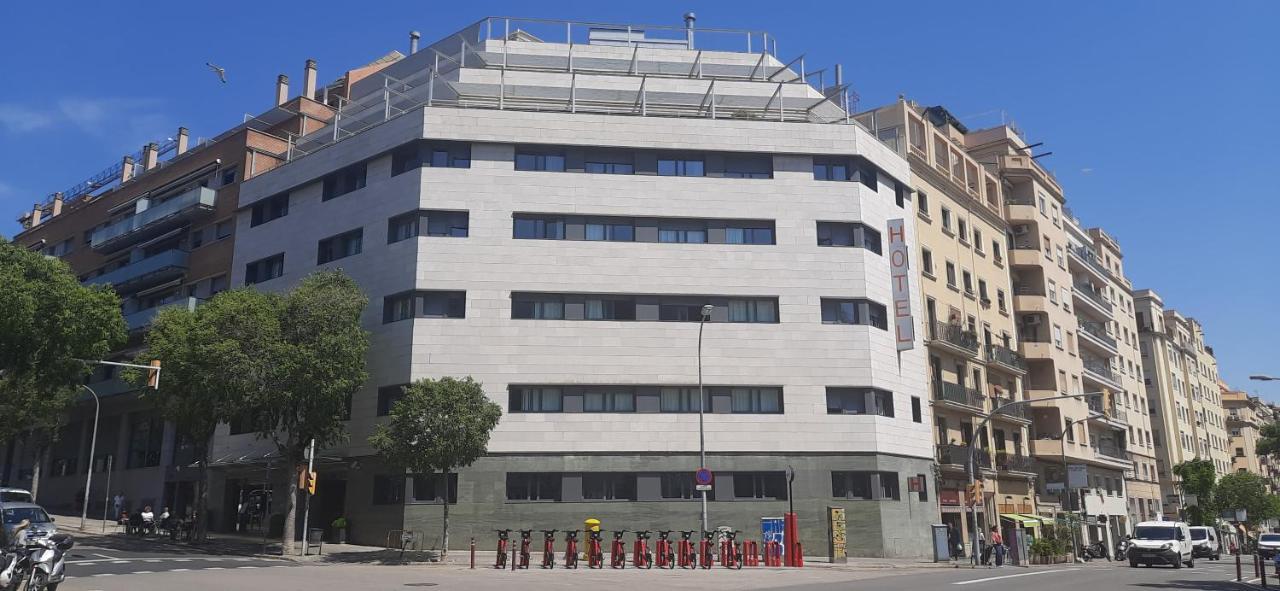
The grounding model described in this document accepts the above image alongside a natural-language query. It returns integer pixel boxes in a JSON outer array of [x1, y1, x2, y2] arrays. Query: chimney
[[684, 12, 696, 49], [29, 205, 42, 227], [409, 31, 421, 54], [176, 127, 190, 155], [142, 142, 159, 171], [121, 155, 136, 182], [275, 74, 289, 106], [302, 59, 317, 100], [51, 193, 64, 217]]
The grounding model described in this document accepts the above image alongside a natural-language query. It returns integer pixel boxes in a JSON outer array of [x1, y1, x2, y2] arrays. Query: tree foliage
[[1173, 458, 1218, 525], [1256, 423, 1280, 459], [0, 239, 125, 494], [370, 377, 502, 556], [1214, 472, 1280, 528]]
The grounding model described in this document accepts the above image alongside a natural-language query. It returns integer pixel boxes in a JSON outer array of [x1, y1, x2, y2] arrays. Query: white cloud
[[0, 98, 166, 138], [0, 181, 13, 198], [0, 104, 54, 132]]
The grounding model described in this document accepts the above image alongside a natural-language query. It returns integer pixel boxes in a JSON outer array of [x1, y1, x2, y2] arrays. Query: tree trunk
[[441, 468, 450, 560], [29, 448, 42, 502], [195, 441, 210, 542], [282, 469, 298, 555]]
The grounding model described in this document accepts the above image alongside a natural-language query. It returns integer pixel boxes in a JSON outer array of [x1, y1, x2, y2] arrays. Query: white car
[[1258, 533, 1280, 559], [1189, 526, 1221, 560], [1128, 521, 1194, 568]]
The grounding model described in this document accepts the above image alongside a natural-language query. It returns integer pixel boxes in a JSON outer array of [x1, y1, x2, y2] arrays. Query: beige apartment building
[[1136, 290, 1232, 519], [1224, 389, 1266, 476], [865, 100, 1031, 556], [962, 125, 1131, 549]]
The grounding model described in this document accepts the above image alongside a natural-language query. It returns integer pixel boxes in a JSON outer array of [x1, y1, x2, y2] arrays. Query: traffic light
[[146, 359, 162, 389], [968, 481, 985, 506], [296, 466, 318, 495]]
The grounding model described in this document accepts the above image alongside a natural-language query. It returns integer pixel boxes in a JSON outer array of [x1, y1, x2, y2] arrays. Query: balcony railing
[[84, 249, 189, 292], [1093, 444, 1127, 461], [1073, 282, 1114, 312], [929, 321, 979, 353], [985, 344, 1027, 371], [124, 296, 199, 331], [937, 444, 991, 469], [992, 398, 1029, 420], [1005, 195, 1036, 207], [1070, 245, 1112, 279], [1013, 284, 1045, 296], [996, 452, 1036, 473], [1010, 241, 1039, 251], [1083, 358, 1119, 384], [1077, 318, 1117, 349], [91, 187, 217, 251], [937, 381, 985, 409]]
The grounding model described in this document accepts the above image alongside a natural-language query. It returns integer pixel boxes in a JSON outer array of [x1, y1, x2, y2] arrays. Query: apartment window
[[382, 291, 466, 323], [722, 154, 773, 178], [816, 222, 882, 254], [244, 253, 284, 285], [411, 473, 458, 504], [724, 225, 774, 245], [388, 210, 470, 242], [582, 473, 638, 501], [509, 386, 564, 412], [1053, 324, 1064, 348], [250, 193, 289, 227], [317, 228, 363, 264], [321, 162, 367, 201], [832, 471, 899, 500], [376, 385, 408, 416], [515, 149, 567, 172], [945, 262, 957, 288], [996, 289, 1007, 313], [911, 396, 922, 423], [812, 157, 849, 181], [918, 192, 930, 217], [190, 227, 205, 249], [826, 387, 894, 417], [962, 270, 974, 294], [220, 166, 238, 187], [957, 219, 968, 243], [992, 240, 1003, 263], [215, 220, 233, 240], [921, 249, 934, 276], [584, 151, 635, 175], [978, 280, 989, 303], [1048, 280, 1058, 303], [973, 229, 984, 253], [657, 155, 705, 177], [941, 207, 953, 231], [393, 140, 471, 174], [373, 475, 406, 505], [660, 473, 697, 499], [513, 216, 566, 240], [126, 416, 163, 469], [733, 472, 787, 500], [820, 298, 888, 329], [506, 473, 562, 501]]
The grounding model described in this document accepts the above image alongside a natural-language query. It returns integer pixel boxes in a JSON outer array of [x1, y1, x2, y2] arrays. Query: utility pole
[[300, 439, 316, 556]]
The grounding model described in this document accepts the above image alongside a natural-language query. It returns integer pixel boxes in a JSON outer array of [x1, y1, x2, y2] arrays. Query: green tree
[[369, 377, 502, 557], [1256, 423, 1280, 459], [0, 239, 125, 497], [1173, 458, 1218, 525], [1214, 472, 1280, 528]]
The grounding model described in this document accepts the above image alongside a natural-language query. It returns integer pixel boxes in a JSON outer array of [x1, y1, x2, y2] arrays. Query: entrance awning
[[1001, 513, 1041, 527]]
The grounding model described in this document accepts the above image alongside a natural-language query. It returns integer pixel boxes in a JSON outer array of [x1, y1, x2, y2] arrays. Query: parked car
[[1128, 521, 1194, 568], [1189, 526, 1221, 560], [0, 488, 33, 505], [1257, 533, 1280, 559], [1, 502, 58, 547]]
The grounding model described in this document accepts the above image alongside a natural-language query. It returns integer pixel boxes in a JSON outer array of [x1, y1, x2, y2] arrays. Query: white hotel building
[[210, 17, 935, 557]]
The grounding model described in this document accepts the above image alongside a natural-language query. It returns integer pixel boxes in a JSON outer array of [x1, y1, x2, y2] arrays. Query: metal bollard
[[511, 543, 517, 572], [1237, 551, 1242, 581], [1262, 553, 1269, 588], [470, 538, 476, 569]]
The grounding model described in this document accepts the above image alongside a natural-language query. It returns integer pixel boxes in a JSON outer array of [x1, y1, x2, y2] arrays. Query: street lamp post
[[965, 391, 1106, 568], [79, 384, 101, 530], [698, 304, 713, 534]]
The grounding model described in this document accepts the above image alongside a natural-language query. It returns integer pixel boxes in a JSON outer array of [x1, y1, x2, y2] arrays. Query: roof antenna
[[684, 12, 696, 49]]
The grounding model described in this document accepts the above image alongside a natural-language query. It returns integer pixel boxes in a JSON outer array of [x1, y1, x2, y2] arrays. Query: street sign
[[1067, 464, 1088, 489], [695, 468, 714, 486], [695, 484, 712, 491]]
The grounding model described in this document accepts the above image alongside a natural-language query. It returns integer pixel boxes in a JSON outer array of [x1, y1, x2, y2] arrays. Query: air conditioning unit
[[1022, 315, 1042, 326], [1013, 225, 1031, 236]]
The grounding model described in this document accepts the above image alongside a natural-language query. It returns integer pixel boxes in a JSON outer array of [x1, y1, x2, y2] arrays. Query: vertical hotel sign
[[887, 218, 915, 351]]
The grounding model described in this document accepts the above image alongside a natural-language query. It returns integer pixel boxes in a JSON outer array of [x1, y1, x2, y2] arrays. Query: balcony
[[1072, 282, 1114, 314], [1008, 242, 1042, 267], [1092, 444, 1129, 463], [84, 249, 189, 294], [91, 187, 217, 253], [927, 321, 980, 357], [996, 452, 1036, 474], [991, 398, 1031, 423], [1069, 245, 1112, 282], [937, 443, 991, 471], [1082, 358, 1122, 389], [935, 381, 986, 412], [985, 343, 1027, 373], [125, 296, 199, 331], [1076, 318, 1118, 353], [1087, 398, 1128, 429]]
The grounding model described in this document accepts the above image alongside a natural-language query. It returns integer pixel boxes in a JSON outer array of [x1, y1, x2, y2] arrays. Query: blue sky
[[2, 1, 1277, 398]]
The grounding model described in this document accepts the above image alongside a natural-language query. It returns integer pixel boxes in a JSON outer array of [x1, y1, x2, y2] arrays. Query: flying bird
[[206, 62, 227, 83]]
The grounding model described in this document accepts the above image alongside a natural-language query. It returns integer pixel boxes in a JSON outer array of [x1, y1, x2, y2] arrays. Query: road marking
[[111, 560, 130, 564], [953, 568, 1077, 585], [93, 553, 116, 559], [144, 559, 162, 563], [237, 566, 258, 569], [92, 573, 114, 577], [205, 567, 225, 570], [175, 558, 192, 562], [172, 568, 191, 572], [134, 570, 154, 574]]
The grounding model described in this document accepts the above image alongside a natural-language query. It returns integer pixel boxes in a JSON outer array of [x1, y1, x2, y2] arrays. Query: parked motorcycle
[[1082, 540, 1110, 561], [0, 520, 31, 591], [22, 532, 74, 591]]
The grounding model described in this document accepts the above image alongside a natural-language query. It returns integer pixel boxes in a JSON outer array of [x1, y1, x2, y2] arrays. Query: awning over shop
[[1000, 513, 1041, 526]]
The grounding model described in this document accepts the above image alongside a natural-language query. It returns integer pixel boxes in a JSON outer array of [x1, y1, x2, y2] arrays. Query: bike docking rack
[[484, 527, 803, 573]]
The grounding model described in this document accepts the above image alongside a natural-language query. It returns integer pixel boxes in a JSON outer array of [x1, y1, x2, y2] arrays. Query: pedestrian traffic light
[[146, 359, 162, 389], [968, 481, 985, 506], [306, 471, 317, 495]]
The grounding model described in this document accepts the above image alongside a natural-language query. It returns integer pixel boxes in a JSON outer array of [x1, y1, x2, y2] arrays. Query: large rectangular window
[[832, 471, 900, 500], [512, 214, 773, 245], [411, 472, 459, 504], [582, 473, 638, 501], [816, 222, 882, 254], [511, 293, 777, 323], [250, 193, 289, 227], [244, 253, 284, 285], [322, 163, 367, 201], [722, 154, 773, 179], [515, 148, 567, 172], [392, 140, 471, 175], [377, 384, 408, 416], [372, 475, 405, 505], [126, 416, 163, 469], [382, 291, 466, 323], [506, 472, 562, 502], [826, 387, 895, 417], [820, 298, 888, 329], [657, 155, 705, 177], [388, 210, 469, 242], [733, 472, 787, 500], [317, 228, 363, 264], [509, 385, 782, 414], [660, 473, 698, 499]]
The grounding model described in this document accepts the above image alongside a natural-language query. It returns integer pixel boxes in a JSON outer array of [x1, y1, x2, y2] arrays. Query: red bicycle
[[610, 530, 629, 569], [587, 530, 605, 569], [720, 530, 743, 569], [493, 529, 511, 569], [654, 531, 675, 569], [563, 530, 580, 569], [517, 530, 533, 569], [632, 530, 653, 569], [699, 531, 715, 569], [540, 529, 557, 569], [677, 530, 698, 569]]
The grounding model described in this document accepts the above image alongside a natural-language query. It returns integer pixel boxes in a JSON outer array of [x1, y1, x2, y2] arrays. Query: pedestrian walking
[[991, 527, 1006, 567], [979, 530, 990, 566], [948, 525, 963, 563], [112, 492, 124, 521]]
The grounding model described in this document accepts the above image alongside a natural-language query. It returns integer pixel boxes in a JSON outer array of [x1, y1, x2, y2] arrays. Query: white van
[[1189, 526, 1221, 560], [1128, 521, 1194, 568]]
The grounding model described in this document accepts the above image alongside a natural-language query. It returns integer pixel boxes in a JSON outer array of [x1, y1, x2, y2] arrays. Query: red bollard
[[790, 542, 804, 568], [470, 538, 476, 569], [765, 541, 782, 566], [742, 540, 759, 566]]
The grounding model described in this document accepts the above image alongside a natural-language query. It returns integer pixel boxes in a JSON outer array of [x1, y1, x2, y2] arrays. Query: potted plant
[[331, 517, 348, 544]]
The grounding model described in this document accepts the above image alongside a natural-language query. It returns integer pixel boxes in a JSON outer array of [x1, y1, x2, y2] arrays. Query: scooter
[[0, 521, 31, 591], [22, 533, 74, 591]]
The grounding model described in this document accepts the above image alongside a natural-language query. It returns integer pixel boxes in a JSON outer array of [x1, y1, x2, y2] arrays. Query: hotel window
[[250, 193, 289, 227], [585, 219, 636, 242], [816, 222, 882, 254], [244, 253, 284, 285], [513, 216, 566, 240], [657, 221, 708, 244], [826, 387, 894, 417], [582, 388, 635, 412], [812, 157, 849, 181], [316, 228, 363, 264], [506, 473, 562, 502], [724, 225, 774, 245], [583, 473, 638, 501], [733, 472, 787, 500], [921, 249, 934, 276], [660, 473, 697, 499], [722, 154, 773, 179], [820, 298, 887, 329], [321, 162, 367, 201], [917, 192, 930, 217], [657, 155, 705, 177]]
